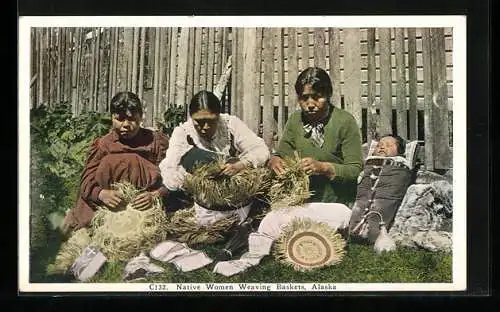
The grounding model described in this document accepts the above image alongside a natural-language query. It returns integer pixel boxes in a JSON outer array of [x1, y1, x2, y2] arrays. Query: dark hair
[[381, 134, 406, 156], [110, 91, 143, 115], [189, 90, 221, 116], [294, 67, 333, 100]]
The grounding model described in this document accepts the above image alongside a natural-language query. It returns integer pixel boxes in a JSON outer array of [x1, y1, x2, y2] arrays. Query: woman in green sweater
[[268, 67, 363, 207]]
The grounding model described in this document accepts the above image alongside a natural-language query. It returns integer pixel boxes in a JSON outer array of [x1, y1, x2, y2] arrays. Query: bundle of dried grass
[[183, 157, 272, 210], [47, 228, 91, 274], [273, 218, 347, 272], [89, 182, 168, 262], [165, 207, 239, 246], [268, 154, 313, 210]]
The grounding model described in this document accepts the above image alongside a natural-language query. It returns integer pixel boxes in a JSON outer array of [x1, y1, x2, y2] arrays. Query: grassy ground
[[31, 230, 452, 284]]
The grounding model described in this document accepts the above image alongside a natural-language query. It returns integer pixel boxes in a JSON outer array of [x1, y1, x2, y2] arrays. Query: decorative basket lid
[[274, 218, 347, 271]]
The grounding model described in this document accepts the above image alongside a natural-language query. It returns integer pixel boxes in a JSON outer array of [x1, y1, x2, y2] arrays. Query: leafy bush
[[30, 103, 110, 220], [156, 105, 187, 136]]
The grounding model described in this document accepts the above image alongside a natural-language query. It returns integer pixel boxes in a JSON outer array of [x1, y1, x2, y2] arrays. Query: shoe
[[215, 221, 254, 261]]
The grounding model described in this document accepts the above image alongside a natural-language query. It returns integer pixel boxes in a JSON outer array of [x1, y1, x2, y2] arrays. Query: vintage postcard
[[18, 15, 466, 293]]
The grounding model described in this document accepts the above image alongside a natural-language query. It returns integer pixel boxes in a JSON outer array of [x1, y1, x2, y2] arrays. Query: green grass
[[31, 231, 452, 284]]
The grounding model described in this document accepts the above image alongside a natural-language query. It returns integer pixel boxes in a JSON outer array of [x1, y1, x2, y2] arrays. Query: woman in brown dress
[[62, 91, 169, 233]]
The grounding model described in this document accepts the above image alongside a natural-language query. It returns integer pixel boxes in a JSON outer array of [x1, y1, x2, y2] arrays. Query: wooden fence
[[29, 27, 453, 170]]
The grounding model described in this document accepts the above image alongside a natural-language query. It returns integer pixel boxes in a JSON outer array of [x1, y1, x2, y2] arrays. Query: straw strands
[[183, 157, 272, 210], [268, 154, 313, 210], [89, 182, 168, 262], [47, 228, 91, 274], [165, 207, 238, 246]]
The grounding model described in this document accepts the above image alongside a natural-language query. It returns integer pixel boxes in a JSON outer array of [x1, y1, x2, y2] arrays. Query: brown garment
[[63, 128, 169, 231]]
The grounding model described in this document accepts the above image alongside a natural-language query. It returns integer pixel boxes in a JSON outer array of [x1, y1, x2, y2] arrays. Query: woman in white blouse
[[159, 90, 271, 226]]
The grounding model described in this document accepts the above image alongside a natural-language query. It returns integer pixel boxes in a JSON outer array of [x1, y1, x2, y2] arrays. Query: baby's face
[[374, 137, 399, 157]]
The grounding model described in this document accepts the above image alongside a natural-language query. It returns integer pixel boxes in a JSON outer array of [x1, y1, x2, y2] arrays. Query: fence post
[[422, 28, 435, 171], [262, 28, 275, 148], [366, 28, 377, 143], [287, 28, 298, 117], [379, 28, 393, 136], [328, 28, 341, 109], [241, 28, 260, 135], [395, 28, 407, 139], [343, 28, 362, 128], [407, 28, 418, 140]]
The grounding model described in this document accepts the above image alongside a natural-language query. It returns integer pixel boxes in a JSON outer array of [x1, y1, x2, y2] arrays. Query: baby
[[348, 134, 414, 244]]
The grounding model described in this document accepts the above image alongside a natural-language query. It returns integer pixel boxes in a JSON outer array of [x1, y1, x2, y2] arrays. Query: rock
[[389, 180, 453, 252], [412, 231, 453, 253], [415, 170, 442, 184]]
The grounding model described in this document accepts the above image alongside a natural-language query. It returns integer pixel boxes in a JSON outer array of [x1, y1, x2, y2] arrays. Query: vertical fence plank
[[395, 28, 407, 138], [152, 28, 160, 119], [314, 28, 326, 69], [145, 28, 155, 90], [215, 27, 223, 84], [107, 28, 115, 103], [186, 27, 196, 107], [207, 28, 216, 91], [138, 27, 146, 101], [131, 27, 140, 94], [230, 28, 238, 117], [124, 28, 134, 91], [163, 28, 172, 109], [379, 28, 393, 136], [242, 28, 259, 134], [110, 28, 119, 101], [193, 28, 202, 95], [31, 28, 38, 107], [328, 28, 341, 107], [431, 28, 451, 169], [236, 28, 245, 120], [422, 28, 434, 170], [176, 27, 190, 107], [274, 28, 286, 139], [287, 28, 298, 117], [343, 28, 362, 128], [48, 28, 54, 107], [301, 28, 309, 70], [71, 28, 81, 115], [262, 28, 275, 148], [37, 28, 44, 106], [168, 27, 178, 107], [157, 28, 167, 116], [255, 27, 263, 114], [97, 28, 109, 113], [200, 28, 208, 91], [88, 28, 97, 110], [94, 28, 102, 111], [407, 28, 418, 140], [221, 27, 229, 109], [366, 28, 377, 143], [56, 28, 63, 103], [64, 28, 72, 103]]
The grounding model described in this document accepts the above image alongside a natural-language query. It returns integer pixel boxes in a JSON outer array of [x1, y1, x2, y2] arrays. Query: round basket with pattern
[[273, 218, 347, 271]]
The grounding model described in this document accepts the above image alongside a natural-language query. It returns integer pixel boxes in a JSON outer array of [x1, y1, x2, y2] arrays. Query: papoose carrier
[[348, 140, 420, 244]]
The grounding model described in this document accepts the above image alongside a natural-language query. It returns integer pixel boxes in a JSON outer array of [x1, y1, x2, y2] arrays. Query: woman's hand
[[268, 156, 286, 175], [130, 191, 157, 211], [98, 189, 124, 210], [301, 157, 336, 178], [220, 161, 247, 176]]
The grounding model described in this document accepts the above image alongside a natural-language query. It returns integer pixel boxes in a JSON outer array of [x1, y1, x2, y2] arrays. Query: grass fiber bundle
[[268, 154, 313, 210], [47, 228, 91, 274], [183, 157, 272, 210], [89, 182, 168, 262], [273, 218, 347, 272], [165, 207, 238, 246]]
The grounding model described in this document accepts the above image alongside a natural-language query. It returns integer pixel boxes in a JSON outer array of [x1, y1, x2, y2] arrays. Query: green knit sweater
[[275, 105, 363, 206]]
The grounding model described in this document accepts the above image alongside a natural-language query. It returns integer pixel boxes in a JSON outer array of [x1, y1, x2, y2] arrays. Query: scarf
[[302, 105, 332, 148]]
